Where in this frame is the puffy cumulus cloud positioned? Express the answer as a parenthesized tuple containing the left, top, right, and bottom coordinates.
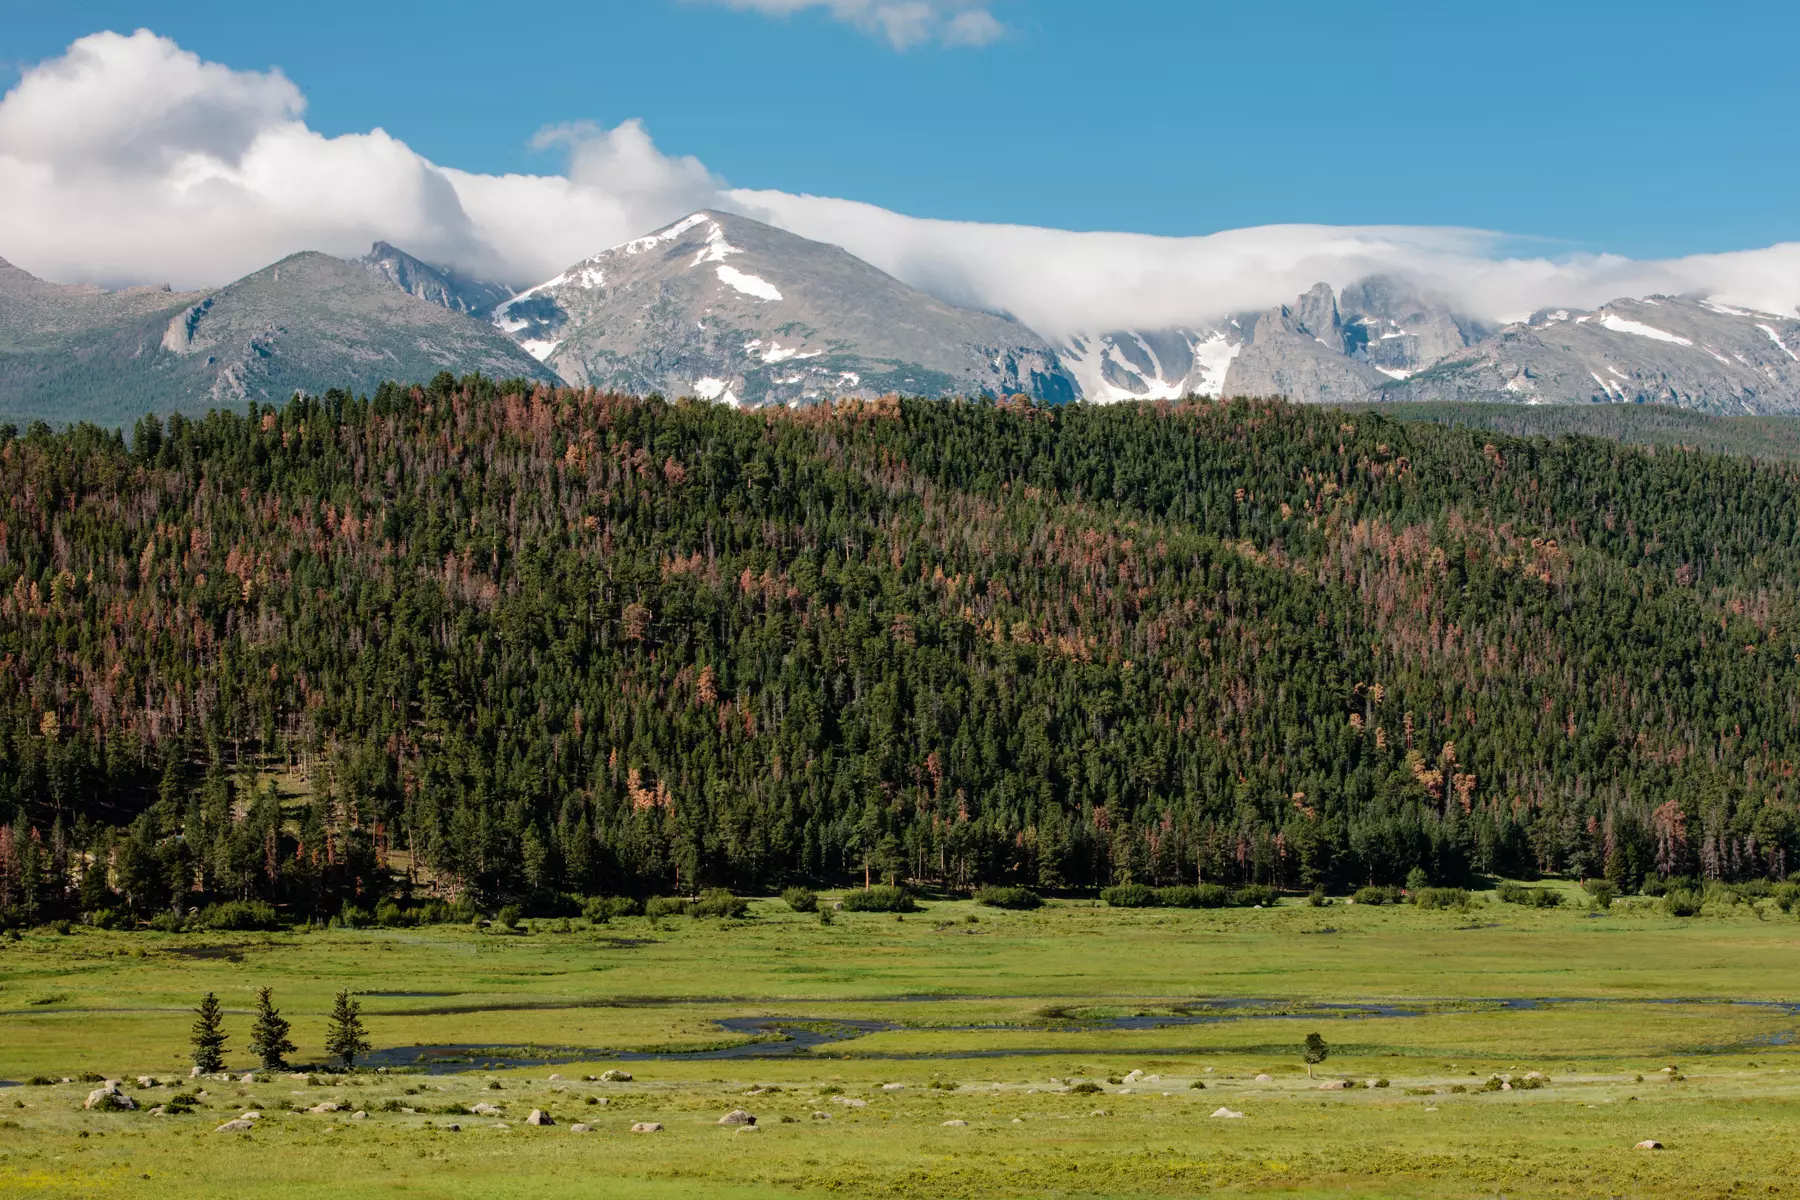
(0, 29, 716, 289)
(4, 29, 1798, 341)
(687, 0, 1006, 49)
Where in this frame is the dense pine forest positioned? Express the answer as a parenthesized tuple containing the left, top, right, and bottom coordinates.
(2, 375, 1799, 925)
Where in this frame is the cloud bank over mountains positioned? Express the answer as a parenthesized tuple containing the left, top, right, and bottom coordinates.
(3, 30, 1797, 340)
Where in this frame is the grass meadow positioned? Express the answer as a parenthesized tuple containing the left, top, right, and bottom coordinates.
(4, 887, 1800, 1199)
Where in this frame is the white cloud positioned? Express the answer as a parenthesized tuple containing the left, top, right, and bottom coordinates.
(688, 0, 1006, 49)
(3, 29, 1798, 346)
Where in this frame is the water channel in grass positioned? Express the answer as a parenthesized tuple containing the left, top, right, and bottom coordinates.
(359, 996, 1800, 1073)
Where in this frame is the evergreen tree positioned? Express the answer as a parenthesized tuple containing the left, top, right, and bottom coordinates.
(1304, 1031, 1329, 1079)
(191, 992, 227, 1073)
(324, 989, 370, 1070)
(247, 986, 296, 1070)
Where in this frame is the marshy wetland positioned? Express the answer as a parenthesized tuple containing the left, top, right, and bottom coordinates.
(5, 886, 1800, 1198)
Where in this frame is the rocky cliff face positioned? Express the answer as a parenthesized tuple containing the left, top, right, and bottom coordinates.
(1381, 297, 1800, 412)
(490, 211, 1075, 405)
(360, 242, 515, 318)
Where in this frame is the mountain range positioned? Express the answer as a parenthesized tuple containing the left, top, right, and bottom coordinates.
(5, 210, 1800, 427)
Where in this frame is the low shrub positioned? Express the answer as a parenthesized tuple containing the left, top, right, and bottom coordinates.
(1663, 889, 1704, 917)
(581, 896, 641, 923)
(1583, 880, 1618, 909)
(148, 911, 187, 932)
(1413, 887, 1472, 910)
(1069, 1081, 1102, 1095)
(1233, 884, 1278, 908)
(975, 885, 1042, 910)
(1307, 888, 1329, 907)
(1099, 883, 1158, 908)
(195, 900, 281, 931)
(494, 904, 523, 928)
(1496, 882, 1563, 907)
(1353, 885, 1404, 906)
(1771, 881, 1800, 912)
(690, 888, 749, 919)
(840, 885, 916, 913)
(781, 887, 818, 913)
(644, 896, 690, 919)
(1188, 1080, 1207, 1090)
(26, 1076, 54, 1086)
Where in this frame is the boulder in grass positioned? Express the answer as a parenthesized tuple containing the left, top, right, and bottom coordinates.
(631, 1122, 663, 1133)
(240, 1073, 257, 1084)
(1209, 1107, 1245, 1119)
(470, 1102, 502, 1116)
(527, 1110, 554, 1126)
(214, 1119, 256, 1133)
(569, 1123, 591, 1134)
(941, 1119, 967, 1127)
(1318, 1080, 1349, 1090)
(833, 1096, 867, 1108)
(881, 1083, 906, 1091)
(308, 1102, 342, 1114)
(717, 1108, 757, 1126)
(600, 1070, 633, 1083)
(350, 1111, 367, 1121)
(84, 1085, 135, 1111)
(240, 1112, 261, 1121)
(136, 1076, 159, 1089)
(1636, 1139, 1663, 1150)
(548, 1074, 565, 1082)
(810, 1111, 831, 1120)
(1254, 1074, 1273, 1083)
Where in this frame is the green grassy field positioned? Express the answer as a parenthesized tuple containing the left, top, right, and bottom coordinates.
(4, 890, 1800, 1199)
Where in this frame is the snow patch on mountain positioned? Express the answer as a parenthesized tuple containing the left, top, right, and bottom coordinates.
(1599, 312, 1693, 346)
(717, 265, 782, 301)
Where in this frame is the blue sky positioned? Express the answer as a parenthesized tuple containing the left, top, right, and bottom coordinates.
(3, 0, 1797, 260)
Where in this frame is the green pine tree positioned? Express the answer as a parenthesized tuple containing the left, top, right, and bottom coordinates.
(190, 992, 227, 1073)
(324, 988, 371, 1070)
(1303, 1031, 1330, 1079)
(247, 986, 296, 1070)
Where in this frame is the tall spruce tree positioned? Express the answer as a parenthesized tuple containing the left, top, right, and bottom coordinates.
(324, 989, 370, 1070)
(190, 992, 227, 1073)
(248, 986, 296, 1070)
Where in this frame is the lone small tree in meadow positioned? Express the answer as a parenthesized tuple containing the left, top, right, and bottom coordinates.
(1304, 1031, 1329, 1079)
(325, 988, 371, 1070)
(248, 987, 296, 1070)
(191, 992, 228, 1073)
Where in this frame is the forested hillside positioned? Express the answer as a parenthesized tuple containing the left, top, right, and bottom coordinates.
(3, 379, 1799, 923)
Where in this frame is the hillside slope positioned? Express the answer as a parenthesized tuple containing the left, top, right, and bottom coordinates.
(1, 387, 1795, 918)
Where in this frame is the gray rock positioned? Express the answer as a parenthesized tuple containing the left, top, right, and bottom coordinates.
(1381, 296, 1800, 413)
(214, 1119, 256, 1132)
(599, 1070, 633, 1083)
(630, 1121, 663, 1133)
(568, 1123, 592, 1133)
(526, 1109, 553, 1126)
(717, 1108, 757, 1126)
(492, 211, 1076, 406)
(0, 250, 555, 427)
(360, 242, 513, 318)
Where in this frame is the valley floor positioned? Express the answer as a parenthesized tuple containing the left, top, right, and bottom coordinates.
(3, 888, 1798, 1199)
